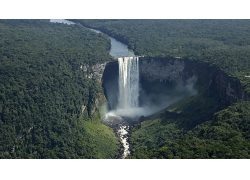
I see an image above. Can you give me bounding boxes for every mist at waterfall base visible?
[103,57,198,125]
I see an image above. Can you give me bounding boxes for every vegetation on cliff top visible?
[72,19,250,93]
[2,19,250,159]
[69,20,250,158]
[0,19,119,158]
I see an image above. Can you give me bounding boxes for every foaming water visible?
[103,57,198,158]
[117,126,130,158]
[103,57,140,158]
[106,106,159,119]
[118,57,139,109]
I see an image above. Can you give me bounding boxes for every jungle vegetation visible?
[73,19,250,93]
[72,19,250,158]
[0,19,119,158]
[2,19,250,158]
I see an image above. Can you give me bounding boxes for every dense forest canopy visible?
[2,19,250,159]
[72,19,250,92]
[70,19,250,159]
[0,19,119,158]
[128,101,250,159]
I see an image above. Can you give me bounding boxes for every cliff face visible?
[81,62,107,82]
[100,57,250,113]
[215,71,250,103]
[138,57,250,104]
[80,62,109,116]
[139,57,185,84]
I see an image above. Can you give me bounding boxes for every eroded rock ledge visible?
[103,57,250,105]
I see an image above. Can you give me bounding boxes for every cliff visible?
[100,56,250,115]
[80,62,109,115]
[138,57,250,104]
[81,62,107,82]
[139,57,185,84]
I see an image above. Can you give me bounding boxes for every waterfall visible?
[104,57,139,159]
[118,57,139,110]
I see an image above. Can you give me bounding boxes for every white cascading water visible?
[118,57,139,110]
[104,56,139,159]
[117,57,139,158]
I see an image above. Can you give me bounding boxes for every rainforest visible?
[1,19,250,159]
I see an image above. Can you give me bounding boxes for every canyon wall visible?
[138,57,250,104]
[80,61,109,115]
[139,57,185,84]
[90,57,250,116]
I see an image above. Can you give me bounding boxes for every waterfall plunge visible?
[118,57,139,110]
[104,56,142,119]
[103,57,140,158]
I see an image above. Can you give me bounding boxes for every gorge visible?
[2,19,250,159]
[102,57,199,158]
[102,55,250,158]
[51,19,250,158]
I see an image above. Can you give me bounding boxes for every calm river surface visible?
[50,19,135,58]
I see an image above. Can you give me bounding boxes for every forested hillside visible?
[129,101,250,158]
[2,19,250,159]
[72,19,250,93]
[0,20,119,158]
[72,19,250,159]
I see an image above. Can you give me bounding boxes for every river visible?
[50,19,133,159]
[50,19,134,58]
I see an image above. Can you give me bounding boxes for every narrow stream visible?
[117,126,130,158]
[50,19,134,159]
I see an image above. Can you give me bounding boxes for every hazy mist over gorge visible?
[103,62,198,120]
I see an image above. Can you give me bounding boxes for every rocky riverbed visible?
[103,113,137,159]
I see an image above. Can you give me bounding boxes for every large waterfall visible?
[104,56,140,159]
[118,57,139,110]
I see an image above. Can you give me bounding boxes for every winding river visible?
[50,19,134,58]
[50,19,134,159]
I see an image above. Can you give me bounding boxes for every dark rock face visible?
[139,57,185,84]
[100,57,250,159]
[102,57,250,108]
[215,71,250,103]
[182,59,250,104]
[102,61,119,111]
[138,57,249,104]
